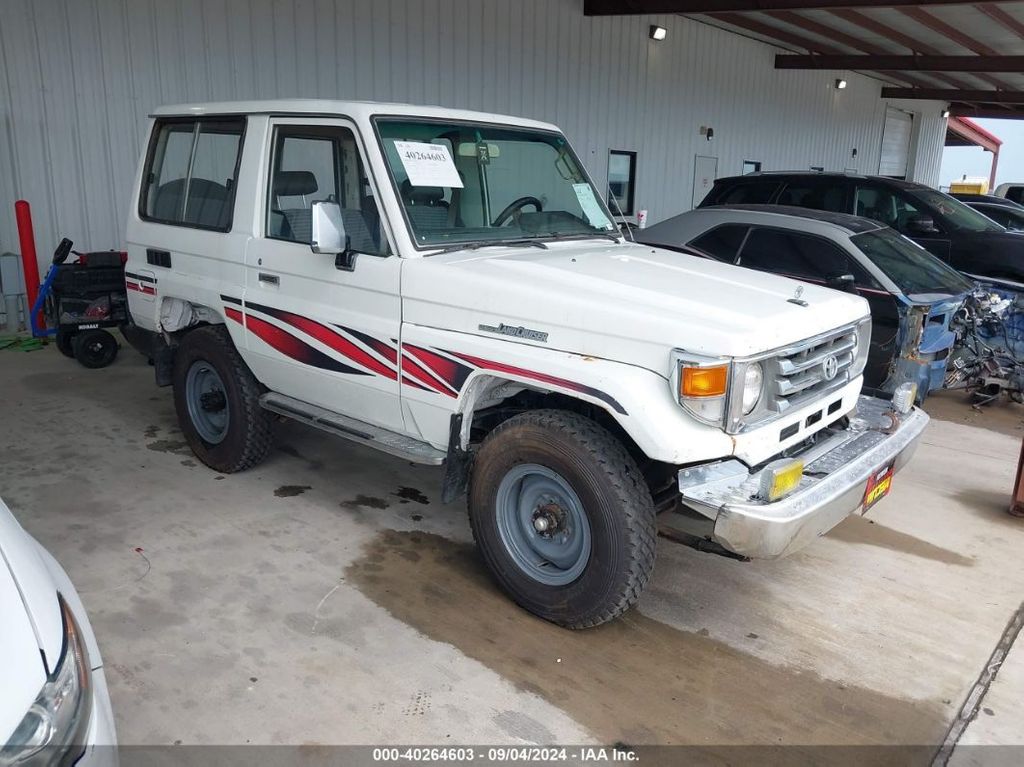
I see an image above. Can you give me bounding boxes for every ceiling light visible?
[649,25,667,41]
[835,79,848,90]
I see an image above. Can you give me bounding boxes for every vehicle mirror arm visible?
[335,235,356,271]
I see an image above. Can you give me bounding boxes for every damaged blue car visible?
[637,205,976,401]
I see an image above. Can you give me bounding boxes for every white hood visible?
[403,241,869,372]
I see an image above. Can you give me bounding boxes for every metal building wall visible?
[0,0,948,272]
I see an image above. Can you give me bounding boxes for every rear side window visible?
[776,181,848,213]
[709,180,780,206]
[689,224,749,262]
[1006,186,1024,204]
[738,227,879,287]
[141,118,245,231]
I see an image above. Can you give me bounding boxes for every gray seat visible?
[400,180,449,232]
[271,170,378,252]
[152,178,232,228]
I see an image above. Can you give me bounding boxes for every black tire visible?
[172,325,273,473]
[55,329,76,358]
[468,409,657,629]
[72,329,118,368]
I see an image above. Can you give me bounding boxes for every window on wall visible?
[607,150,637,216]
[742,160,761,175]
[140,118,245,231]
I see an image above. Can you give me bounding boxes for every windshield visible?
[851,228,975,296]
[910,189,1005,233]
[375,118,616,248]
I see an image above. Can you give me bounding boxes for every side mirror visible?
[905,215,939,235]
[827,273,857,293]
[310,201,355,270]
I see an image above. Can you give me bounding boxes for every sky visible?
[939,118,1024,192]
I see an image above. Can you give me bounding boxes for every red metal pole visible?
[14,200,42,333]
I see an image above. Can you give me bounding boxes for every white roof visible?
[150,99,560,131]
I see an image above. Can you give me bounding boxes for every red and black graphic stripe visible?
[401,344,628,416]
[404,345,474,391]
[125,271,157,296]
[245,301,394,379]
[400,352,459,398]
[226,307,368,376]
[341,325,399,366]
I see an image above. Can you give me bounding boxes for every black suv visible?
[700,173,1024,285]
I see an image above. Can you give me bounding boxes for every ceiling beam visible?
[882,87,1024,102]
[838,5,1014,88]
[898,6,999,55]
[975,3,1024,41]
[950,105,1024,118]
[710,11,921,85]
[776,54,1024,71]
[583,1,1013,13]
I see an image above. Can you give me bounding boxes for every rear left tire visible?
[172,325,273,473]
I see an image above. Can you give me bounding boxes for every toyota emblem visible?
[821,355,839,381]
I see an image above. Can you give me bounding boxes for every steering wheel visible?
[52,238,73,264]
[492,196,543,227]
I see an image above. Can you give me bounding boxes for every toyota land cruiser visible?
[125,101,929,628]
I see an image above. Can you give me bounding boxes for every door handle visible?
[258,272,279,286]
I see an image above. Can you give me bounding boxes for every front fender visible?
[399,325,734,463]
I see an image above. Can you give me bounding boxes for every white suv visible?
[124,100,928,628]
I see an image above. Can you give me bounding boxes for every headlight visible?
[0,596,92,767]
[741,362,763,415]
[850,317,872,379]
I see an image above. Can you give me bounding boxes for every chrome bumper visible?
[677,396,929,559]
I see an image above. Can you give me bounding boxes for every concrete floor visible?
[2,346,1023,755]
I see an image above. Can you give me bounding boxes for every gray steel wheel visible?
[185,360,230,445]
[495,463,592,586]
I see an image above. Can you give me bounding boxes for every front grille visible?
[765,325,858,414]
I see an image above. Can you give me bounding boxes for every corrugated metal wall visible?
[0,0,948,271]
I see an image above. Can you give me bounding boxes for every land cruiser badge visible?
[479,322,549,343]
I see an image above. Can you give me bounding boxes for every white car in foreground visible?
[0,499,116,765]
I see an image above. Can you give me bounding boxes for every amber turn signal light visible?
[680,365,729,398]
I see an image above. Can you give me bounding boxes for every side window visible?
[1006,187,1024,204]
[777,181,847,213]
[267,126,388,256]
[141,118,244,230]
[715,181,780,205]
[854,186,928,234]
[738,228,873,285]
[689,225,749,262]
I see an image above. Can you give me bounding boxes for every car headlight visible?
[850,317,872,379]
[0,595,92,767]
[741,362,763,415]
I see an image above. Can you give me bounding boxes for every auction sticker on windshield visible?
[394,141,464,188]
[862,461,894,513]
[572,183,613,229]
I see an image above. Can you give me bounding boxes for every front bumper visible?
[678,395,929,559]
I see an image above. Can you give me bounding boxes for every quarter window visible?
[607,150,637,216]
[689,225,749,262]
[267,126,388,256]
[716,181,779,205]
[738,228,879,288]
[776,181,847,213]
[141,118,244,230]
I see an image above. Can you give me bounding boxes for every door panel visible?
[239,118,404,432]
[692,156,718,209]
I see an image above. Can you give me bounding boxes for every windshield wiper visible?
[538,231,621,244]
[428,239,549,256]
